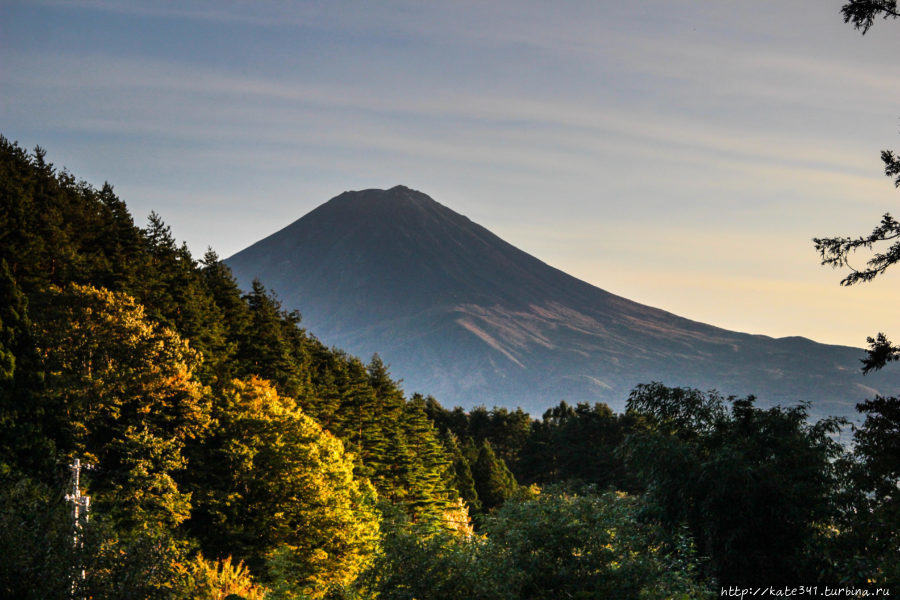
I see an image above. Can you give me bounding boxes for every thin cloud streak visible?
[5,52,887,181]
[3,0,899,347]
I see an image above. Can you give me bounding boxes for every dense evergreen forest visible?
[0,133,897,598]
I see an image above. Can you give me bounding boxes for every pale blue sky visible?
[2,0,899,347]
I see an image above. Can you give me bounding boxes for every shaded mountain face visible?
[227,185,898,420]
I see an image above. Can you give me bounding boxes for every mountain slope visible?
[226,186,897,419]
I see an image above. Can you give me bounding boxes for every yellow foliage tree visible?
[190,377,380,598]
[182,553,268,600]
[37,283,211,531]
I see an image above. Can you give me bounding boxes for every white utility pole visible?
[65,458,92,598]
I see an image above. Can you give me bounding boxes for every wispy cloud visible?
[3,0,900,346]
[5,50,888,179]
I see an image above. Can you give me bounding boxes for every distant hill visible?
[227,185,898,420]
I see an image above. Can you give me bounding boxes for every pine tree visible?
[135,214,228,379]
[441,430,481,513]
[198,249,251,383]
[398,395,456,521]
[236,279,310,399]
[472,440,518,512]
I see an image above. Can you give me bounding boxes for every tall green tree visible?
[35,284,211,532]
[813,6,900,583]
[187,376,380,597]
[471,440,517,512]
[397,394,456,520]
[516,400,641,489]
[134,213,228,382]
[0,260,55,477]
[441,430,481,513]
[364,489,711,600]
[484,489,711,600]
[815,2,900,372]
[827,395,900,584]
[622,383,844,585]
[235,279,310,400]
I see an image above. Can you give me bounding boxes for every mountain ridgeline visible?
[227,185,896,420]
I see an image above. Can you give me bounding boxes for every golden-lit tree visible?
[189,377,380,598]
[37,283,210,531]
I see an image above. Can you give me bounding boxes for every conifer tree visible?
[362,354,405,487]
[302,341,348,428]
[136,214,228,380]
[398,395,456,520]
[236,279,310,399]
[472,440,518,511]
[441,430,481,513]
[198,249,252,383]
[333,357,385,474]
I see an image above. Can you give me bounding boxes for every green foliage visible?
[0,472,203,600]
[35,283,210,531]
[135,212,230,381]
[622,383,844,585]
[0,138,144,294]
[472,439,518,512]
[0,260,54,477]
[822,395,900,585]
[485,489,711,600]
[516,400,642,490]
[394,394,457,519]
[9,134,894,596]
[814,19,900,368]
[364,516,514,600]
[302,354,460,522]
[76,521,196,600]
[0,474,75,599]
[199,249,251,383]
[813,9,900,582]
[442,431,482,512]
[235,279,311,399]
[816,213,900,288]
[0,260,26,381]
[425,399,531,469]
[364,489,710,600]
[0,138,460,537]
[187,376,380,596]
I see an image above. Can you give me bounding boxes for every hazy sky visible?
[3,0,899,348]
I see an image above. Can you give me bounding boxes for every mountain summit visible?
[227,186,897,418]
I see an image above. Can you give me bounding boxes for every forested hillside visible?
[1,137,897,597]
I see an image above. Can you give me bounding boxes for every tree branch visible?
[842,0,900,33]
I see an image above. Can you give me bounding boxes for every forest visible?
[0,130,897,597]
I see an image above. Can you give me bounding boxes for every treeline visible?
[0,137,462,598]
[0,138,897,598]
[427,387,898,587]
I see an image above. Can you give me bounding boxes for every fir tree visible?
[236,279,310,399]
[472,440,517,511]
